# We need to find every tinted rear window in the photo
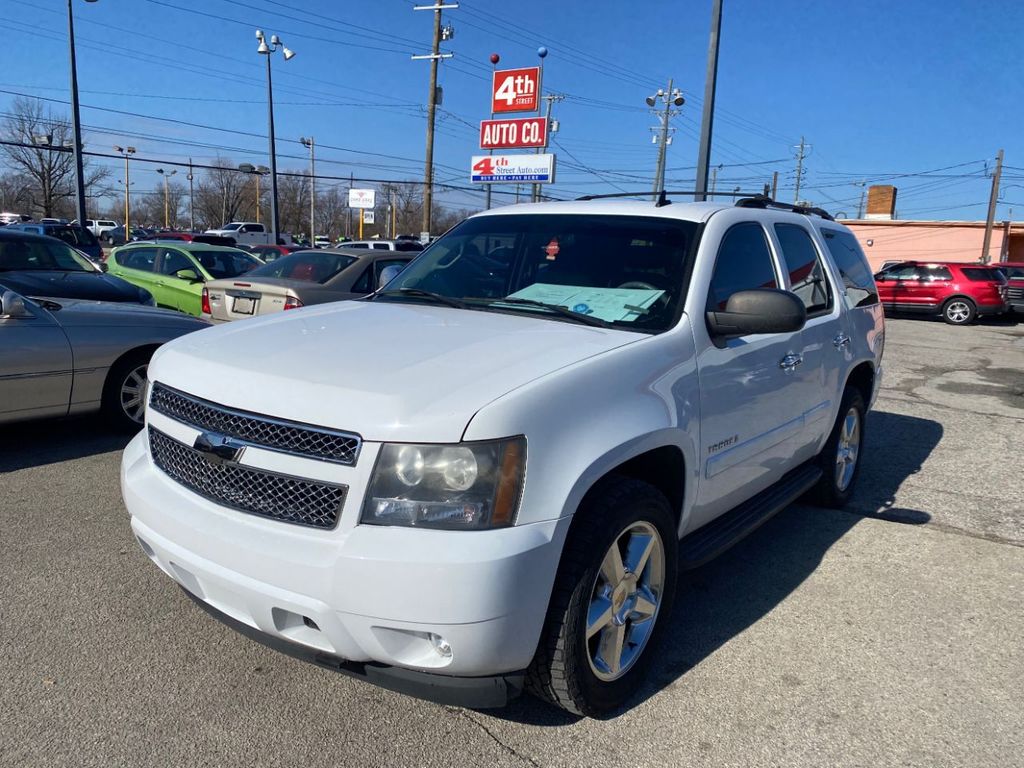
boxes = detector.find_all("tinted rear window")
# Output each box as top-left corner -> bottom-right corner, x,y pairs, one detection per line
247,251 -> 357,283
47,226 -> 98,248
820,227 -> 879,308
961,267 -> 1005,282
191,249 -> 261,279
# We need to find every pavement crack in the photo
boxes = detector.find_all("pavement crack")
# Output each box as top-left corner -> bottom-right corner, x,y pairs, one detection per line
449,708 -> 543,767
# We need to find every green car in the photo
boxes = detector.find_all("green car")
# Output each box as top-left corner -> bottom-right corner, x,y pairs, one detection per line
107,242 -> 262,316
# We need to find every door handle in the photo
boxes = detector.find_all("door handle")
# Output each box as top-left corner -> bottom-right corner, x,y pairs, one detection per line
832,333 -> 851,349
779,353 -> 803,370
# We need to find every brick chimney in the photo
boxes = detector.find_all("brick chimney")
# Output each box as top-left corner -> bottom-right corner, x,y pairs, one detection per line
866,185 -> 897,220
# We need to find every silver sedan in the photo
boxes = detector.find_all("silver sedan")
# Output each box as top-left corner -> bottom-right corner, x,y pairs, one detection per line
0,287 -> 208,429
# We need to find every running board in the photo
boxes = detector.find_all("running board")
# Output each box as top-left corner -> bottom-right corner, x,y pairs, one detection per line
678,463 -> 822,569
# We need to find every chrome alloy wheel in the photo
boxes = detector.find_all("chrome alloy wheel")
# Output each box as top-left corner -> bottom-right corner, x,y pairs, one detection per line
586,521 -> 665,682
119,363 -> 148,424
835,407 -> 861,492
945,300 -> 971,324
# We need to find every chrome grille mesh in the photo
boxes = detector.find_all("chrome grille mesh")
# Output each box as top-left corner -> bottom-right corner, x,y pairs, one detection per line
149,383 -> 360,465
1007,286 -> 1023,300
149,428 -> 345,529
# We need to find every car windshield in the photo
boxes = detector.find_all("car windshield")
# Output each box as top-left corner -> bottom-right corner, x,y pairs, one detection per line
49,226 -> 98,248
220,223 -> 241,231
247,251 -> 357,283
376,214 -> 698,332
191,249 -> 261,279
0,237 -> 96,272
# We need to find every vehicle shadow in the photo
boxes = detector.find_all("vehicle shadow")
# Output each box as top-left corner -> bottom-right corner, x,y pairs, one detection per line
487,409 -> 943,725
0,416 -> 134,473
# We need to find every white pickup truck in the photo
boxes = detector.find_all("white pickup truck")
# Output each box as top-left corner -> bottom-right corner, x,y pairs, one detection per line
123,194 -> 884,716
203,221 -> 293,247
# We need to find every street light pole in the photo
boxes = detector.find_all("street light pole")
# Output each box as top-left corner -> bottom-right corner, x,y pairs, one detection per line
256,30 -> 295,245
114,145 -> 135,233
646,81 -> 685,201
187,158 -> 194,231
156,168 -> 176,228
67,0 -> 95,225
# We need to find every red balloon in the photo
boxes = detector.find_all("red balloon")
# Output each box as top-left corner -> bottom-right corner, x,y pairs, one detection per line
489,53 -> 500,65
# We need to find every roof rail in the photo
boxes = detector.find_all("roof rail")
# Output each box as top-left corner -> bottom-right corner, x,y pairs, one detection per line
734,195 -> 834,221
575,190 -> 767,206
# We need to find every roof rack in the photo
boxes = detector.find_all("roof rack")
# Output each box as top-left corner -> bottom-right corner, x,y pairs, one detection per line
575,190 -> 768,207
734,195 -> 834,221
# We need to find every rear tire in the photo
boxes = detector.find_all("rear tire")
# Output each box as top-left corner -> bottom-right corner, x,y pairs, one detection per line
806,386 -> 865,508
526,477 -> 677,716
101,351 -> 151,432
941,297 -> 976,325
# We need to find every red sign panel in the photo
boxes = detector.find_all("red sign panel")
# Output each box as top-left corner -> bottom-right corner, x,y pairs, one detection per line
479,117 -> 548,149
491,67 -> 541,113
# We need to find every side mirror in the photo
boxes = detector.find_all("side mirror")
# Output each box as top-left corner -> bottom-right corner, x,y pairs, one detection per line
0,290 -> 32,318
706,288 -> 806,339
175,268 -> 202,282
99,262 -> 109,273
378,264 -> 404,289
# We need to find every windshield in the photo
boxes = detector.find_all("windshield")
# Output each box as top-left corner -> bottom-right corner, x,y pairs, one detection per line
0,237 -> 96,272
220,223 -> 242,231
247,250 -> 356,283
191,249 -> 261,279
48,226 -> 98,248
378,214 -> 698,332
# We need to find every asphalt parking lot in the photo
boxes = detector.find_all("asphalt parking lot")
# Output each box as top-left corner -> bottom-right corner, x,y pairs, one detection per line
2,317 -> 1022,768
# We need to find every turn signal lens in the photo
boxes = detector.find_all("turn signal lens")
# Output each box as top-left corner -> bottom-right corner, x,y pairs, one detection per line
201,287 -> 211,315
283,295 -> 303,310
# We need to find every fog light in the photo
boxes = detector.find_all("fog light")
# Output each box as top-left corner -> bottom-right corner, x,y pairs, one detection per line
428,632 -> 452,659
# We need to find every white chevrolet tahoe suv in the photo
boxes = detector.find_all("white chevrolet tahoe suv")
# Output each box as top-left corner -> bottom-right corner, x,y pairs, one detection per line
121,195 -> 884,716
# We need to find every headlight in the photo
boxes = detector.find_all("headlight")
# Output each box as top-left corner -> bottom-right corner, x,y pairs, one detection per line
361,438 -> 526,530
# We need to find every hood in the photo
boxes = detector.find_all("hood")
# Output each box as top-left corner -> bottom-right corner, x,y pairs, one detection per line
0,270 -> 145,303
38,297 -> 210,330
151,300 -> 644,442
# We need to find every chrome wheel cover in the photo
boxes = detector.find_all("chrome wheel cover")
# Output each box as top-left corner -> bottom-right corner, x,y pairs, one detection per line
586,521 -> 665,682
120,364 -> 148,424
946,301 -> 971,323
834,407 -> 861,491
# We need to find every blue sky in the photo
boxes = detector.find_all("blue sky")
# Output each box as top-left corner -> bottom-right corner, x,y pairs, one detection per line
3,0 -> 1023,220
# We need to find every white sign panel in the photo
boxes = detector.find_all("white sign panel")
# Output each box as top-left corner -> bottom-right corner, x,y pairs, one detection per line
348,188 -> 376,209
471,154 -> 555,183
362,210 -> 375,225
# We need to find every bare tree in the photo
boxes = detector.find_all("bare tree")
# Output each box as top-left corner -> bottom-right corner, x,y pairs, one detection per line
134,180 -> 186,228
193,158 -> 250,229
277,172 -> 311,238
0,96 -> 107,219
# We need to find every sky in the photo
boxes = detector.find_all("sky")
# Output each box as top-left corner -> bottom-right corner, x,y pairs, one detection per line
3,0 -> 1024,221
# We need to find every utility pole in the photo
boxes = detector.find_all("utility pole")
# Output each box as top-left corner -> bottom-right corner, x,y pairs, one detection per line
710,164 -> 720,195
301,136 -> 315,241
187,158 -> 195,231
533,93 -> 563,202
793,136 -> 809,203
647,79 -> 683,200
771,170 -> 778,199
982,149 -> 1004,263
855,179 -> 867,218
693,0 -> 723,201
413,2 -> 456,239
485,53 -> 499,210
66,0 -> 88,225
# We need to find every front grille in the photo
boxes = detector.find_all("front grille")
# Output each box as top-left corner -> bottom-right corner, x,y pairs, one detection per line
149,428 -> 346,529
1007,286 -> 1024,300
149,383 -> 360,465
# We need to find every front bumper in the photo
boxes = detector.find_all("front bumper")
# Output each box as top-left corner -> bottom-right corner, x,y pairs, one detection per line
121,426 -> 568,694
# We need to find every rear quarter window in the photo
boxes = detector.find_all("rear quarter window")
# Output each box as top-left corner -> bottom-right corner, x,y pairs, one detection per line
820,227 -> 879,308
961,267 -> 1004,282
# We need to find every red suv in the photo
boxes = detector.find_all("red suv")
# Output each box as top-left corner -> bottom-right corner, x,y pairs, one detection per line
874,261 -> 1008,325
994,261 -> 1024,314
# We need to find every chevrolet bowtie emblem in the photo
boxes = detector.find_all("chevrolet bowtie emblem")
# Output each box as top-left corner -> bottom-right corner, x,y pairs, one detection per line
193,432 -> 246,465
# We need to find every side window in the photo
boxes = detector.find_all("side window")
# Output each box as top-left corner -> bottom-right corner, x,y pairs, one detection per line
117,247 -> 158,272
922,265 -> 952,281
348,243 -> 368,249
773,224 -> 833,315
372,243 -> 389,250
350,266 -> 373,294
158,248 -> 193,276
820,228 -> 879,308
707,222 -> 778,311
885,264 -> 922,281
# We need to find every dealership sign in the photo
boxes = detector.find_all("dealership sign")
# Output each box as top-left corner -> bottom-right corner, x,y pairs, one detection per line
471,154 -> 555,183
480,117 -> 548,150
348,188 -> 375,209
491,67 -> 541,113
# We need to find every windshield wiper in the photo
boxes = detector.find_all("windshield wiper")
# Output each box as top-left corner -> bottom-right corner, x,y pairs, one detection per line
376,287 -> 468,309
473,297 -> 612,328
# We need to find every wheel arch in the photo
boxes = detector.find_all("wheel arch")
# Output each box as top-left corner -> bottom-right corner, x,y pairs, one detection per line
103,344 -> 160,390
844,360 -> 875,407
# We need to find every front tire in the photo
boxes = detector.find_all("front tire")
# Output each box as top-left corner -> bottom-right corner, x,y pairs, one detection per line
101,351 -> 151,431
807,386 -> 865,508
942,297 -> 976,325
527,477 -> 677,716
